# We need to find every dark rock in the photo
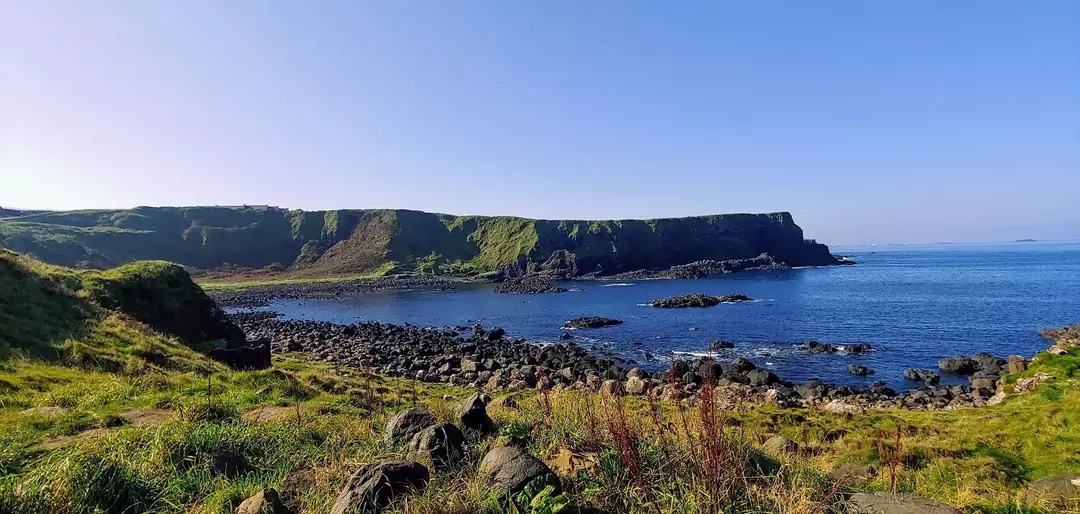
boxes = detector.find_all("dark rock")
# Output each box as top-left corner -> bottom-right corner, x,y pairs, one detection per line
384,408 -> 437,445
479,445 -> 560,494
492,277 -> 568,294
848,365 -> 874,376
709,340 -> 736,350
408,423 -> 466,471
848,492 -> 959,514
840,343 -> 872,354
730,357 -> 756,373
559,332 -> 573,340
802,341 -> 836,354
210,339 -> 271,370
210,454 -> 248,478
649,293 -> 752,308
938,356 -> 977,375
455,394 -> 495,434
564,317 -> 623,329
330,461 -> 430,514
745,369 -> 777,386
904,369 -> 940,385
487,327 -> 506,341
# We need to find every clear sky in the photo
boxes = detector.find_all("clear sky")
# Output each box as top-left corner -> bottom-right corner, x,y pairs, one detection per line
1,1 -> 1077,245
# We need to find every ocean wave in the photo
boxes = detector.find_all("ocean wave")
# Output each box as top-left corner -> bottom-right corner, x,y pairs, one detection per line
602,283 -> 635,287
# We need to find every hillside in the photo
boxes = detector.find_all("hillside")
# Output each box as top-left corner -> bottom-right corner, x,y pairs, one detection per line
0,206 -> 840,278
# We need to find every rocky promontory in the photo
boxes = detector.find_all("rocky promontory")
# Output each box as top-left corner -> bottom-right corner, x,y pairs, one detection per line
563,317 -> 624,329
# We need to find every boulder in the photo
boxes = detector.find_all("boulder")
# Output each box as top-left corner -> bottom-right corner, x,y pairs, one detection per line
408,423 -> 466,471
802,341 -> 836,354
848,365 -> 874,376
841,343 -> 872,354
210,339 -> 272,370
455,394 -> 495,434
848,492 -> 959,514
1024,474 -> 1080,509
762,435 -> 797,456
479,445 -> 560,494
624,376 -> 647,395
384,408 -> 437,445
1008,355 -> 1027,374
599,379 -> 619,395
745,369 -> 777,386
330,461 -> 430,514
730,357 -> 756,373
710,340 -> 736,350
828,464 -> 875,484
904,369 -> 940,385
937,356 -> 977,375
236,488 -> 293,514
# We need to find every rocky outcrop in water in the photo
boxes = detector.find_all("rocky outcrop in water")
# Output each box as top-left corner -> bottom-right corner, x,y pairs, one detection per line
649,293 -> 752,308
492,277 -> 568,294
563,317 -> 623,329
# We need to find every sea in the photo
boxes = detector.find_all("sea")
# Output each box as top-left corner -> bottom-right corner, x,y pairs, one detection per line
253,241 -> 1080,389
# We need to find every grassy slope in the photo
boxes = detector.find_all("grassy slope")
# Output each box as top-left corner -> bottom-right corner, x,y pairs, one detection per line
0,207 -> 831,284
3,252 -> 1077,513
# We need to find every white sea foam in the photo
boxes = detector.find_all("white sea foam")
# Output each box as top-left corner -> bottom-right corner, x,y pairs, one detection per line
603,283 -> 635,287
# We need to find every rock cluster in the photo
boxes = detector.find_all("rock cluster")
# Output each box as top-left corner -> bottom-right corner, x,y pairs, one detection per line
802,341 -> 872,354
318,396 -> 558,512
492,276 -> 568,294
649,293 -> 752,308
235,317 -> 631,389
601,254 -> 790,280
563,317 -> 623,329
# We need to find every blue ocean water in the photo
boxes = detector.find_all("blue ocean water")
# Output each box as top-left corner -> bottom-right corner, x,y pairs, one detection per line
262,241 -> 1080,389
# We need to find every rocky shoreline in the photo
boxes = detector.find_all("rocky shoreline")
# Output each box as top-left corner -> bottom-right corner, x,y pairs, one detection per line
207,275 -> 459,308
231,312 -> 1023,412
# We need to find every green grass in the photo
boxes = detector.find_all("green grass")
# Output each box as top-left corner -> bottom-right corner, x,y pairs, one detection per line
2,251 -> 1078,513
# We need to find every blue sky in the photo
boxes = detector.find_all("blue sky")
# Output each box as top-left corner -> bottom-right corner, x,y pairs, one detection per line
1,1 -> 1077,245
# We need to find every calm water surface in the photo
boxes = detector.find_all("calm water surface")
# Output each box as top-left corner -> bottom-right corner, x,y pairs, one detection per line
259,242 -> 1080,389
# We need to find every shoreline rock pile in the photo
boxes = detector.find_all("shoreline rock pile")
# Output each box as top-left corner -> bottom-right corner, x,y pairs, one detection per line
233,313 -> 1024,412
235,317 -> 633,389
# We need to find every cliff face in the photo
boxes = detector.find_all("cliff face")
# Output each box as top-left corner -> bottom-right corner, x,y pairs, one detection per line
0,207 -> 840,277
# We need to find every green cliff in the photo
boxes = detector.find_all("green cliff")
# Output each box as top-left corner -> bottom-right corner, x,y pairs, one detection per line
0,206 -> 839,277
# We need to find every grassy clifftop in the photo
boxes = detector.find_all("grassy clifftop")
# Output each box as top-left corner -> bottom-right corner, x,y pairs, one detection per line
0,206 -> 838,279
0,249 -> 238,372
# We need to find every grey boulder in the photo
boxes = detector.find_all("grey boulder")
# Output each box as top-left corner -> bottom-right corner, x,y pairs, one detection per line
479,445 -> 560,495
330,461 -> 430,514
847,492 -> 959,514
384,408 -> 437,445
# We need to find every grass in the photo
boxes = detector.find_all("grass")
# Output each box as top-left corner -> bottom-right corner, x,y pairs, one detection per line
2,251 -> 1078,513
2,347 -> 1077,513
